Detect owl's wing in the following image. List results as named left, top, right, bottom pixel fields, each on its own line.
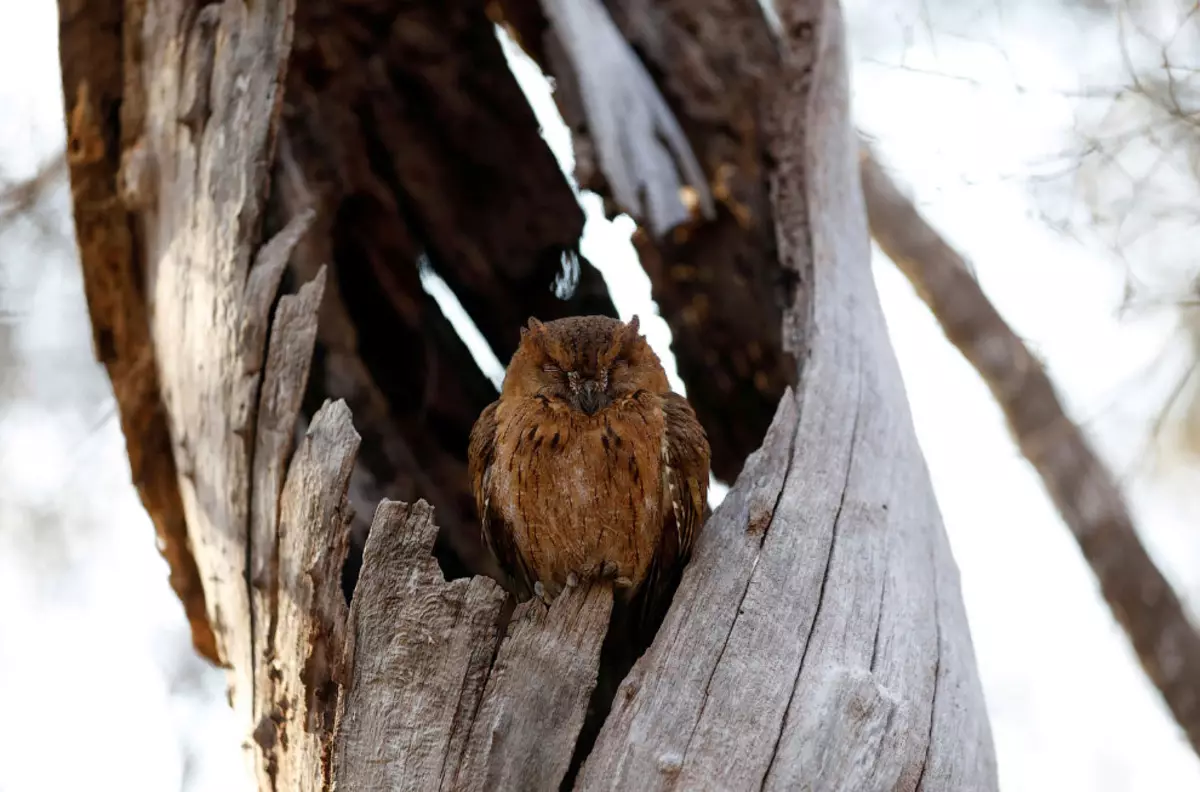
left=468, top=401, right=534, bottom=599
left=639, top=391, right=711, bottom=633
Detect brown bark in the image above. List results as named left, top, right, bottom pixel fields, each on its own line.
left=58, top=0, right=217, bottom=663
left=861, top=143, right=1200, bottom=758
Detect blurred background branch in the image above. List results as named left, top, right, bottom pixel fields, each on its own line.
left=862, top=141, right=1200, bottom=756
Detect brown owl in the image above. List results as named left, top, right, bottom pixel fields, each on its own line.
left=468, top=314, right=710, bottom=631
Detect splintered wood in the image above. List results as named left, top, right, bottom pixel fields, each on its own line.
left=331, top=501, right=508, bottom=788
left=331, top=501, right=609, bottom=791
left=455, top=584, right=613, bottom=791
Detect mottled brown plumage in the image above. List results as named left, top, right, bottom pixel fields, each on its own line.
left=468, top=314, right=710, bottom=629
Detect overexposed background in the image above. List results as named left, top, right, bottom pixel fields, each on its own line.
left=1, top=0, right=1198, bottom=789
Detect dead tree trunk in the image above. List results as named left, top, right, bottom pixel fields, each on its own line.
left=59, top=0, right=997, bottom=788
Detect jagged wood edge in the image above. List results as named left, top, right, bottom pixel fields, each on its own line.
left=330, top=499, right=612, bottom=792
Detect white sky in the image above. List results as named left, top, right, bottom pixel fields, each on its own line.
left=1, top=0, right=1198, bottom=790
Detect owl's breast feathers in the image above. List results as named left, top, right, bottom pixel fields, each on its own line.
left=468, top=389, right=709, bottom=617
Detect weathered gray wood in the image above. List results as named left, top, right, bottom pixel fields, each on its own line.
left=249, top=266, right=328, bottom=789
left=254, top=399, right=359, bottom=791
left=574, top=1, right=998, bottom=789
left=133, top=0, right=298, bottom=737
left=454, top=584, right=613, bottom=792
left=331, top=500, right=508, bottom=790
left=331, top=499, right=611, bottom=792
left=540, top=0, right=714, bottom=236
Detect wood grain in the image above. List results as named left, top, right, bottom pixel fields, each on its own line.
left=262, top=399, right=359, bottom=792
left=455, top=584, right=613, bottom=791
left=331, top=500, right=507, bottom=790
left=249, top=266, right=329, bottom=790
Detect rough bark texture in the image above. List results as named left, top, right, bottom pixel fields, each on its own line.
left=254, top=399, right=359, bottom=792
left=329, top=499, right=611, bottom=791
left=60, top=0, right=997, bottom=788
left=456, top=584, right=613, bottom=791
left=58, top=0, right=217, bottom=663
left=862, top=144, right=1200, bottom=758
left=331, top=500, right=508, bottom=789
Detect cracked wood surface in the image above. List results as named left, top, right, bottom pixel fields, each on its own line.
left=257, top=399, right=359, bottom=792
left=331, top=500, right=509, bottom=789
left=331, top=500, right=612, bottom=792
left=455, top=584, right=613, bottom=791
left=130, top=0, right=298, bottom=755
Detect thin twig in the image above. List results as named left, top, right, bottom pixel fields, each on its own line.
left=860, top=141, right=1200, bottom=760
left=0, top=154, right=67, bottom=226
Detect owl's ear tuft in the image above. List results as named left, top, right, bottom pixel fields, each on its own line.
left=521, top=316, right=545, bottom=341
left=619, top=315, right=642, bottom=348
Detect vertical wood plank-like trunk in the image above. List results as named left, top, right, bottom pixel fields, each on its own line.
left=59, top=0, right=998, bottom=789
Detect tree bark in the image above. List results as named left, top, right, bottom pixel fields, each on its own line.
left=861, top=143, right=1200, bottom=758
left=59, top=0, right=997, bottom=789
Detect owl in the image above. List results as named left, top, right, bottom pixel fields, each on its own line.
left=468, top=315, right=710, bottom=631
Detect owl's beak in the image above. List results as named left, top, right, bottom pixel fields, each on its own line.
left=576, top=380, right=610, bottom=416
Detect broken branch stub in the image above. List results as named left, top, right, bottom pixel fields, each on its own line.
left=331, top=500, right=508, bottom=789
left=331, top=500, right=611, bottom=791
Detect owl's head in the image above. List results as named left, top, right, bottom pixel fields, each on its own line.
left=502, top=314, right=670, bottom=415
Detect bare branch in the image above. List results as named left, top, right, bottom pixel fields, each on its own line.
left=861, top=142, right=1200, bottom=759
left=0, top=153, right=66, bottom=226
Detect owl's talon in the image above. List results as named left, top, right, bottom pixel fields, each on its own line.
left=566, top=572, right=579, bottom=588
left=600, top=560, right=619, bottom=578
left=615, top=576, right=633, bottom=588
left=533, top=581, right=546, bottom=601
